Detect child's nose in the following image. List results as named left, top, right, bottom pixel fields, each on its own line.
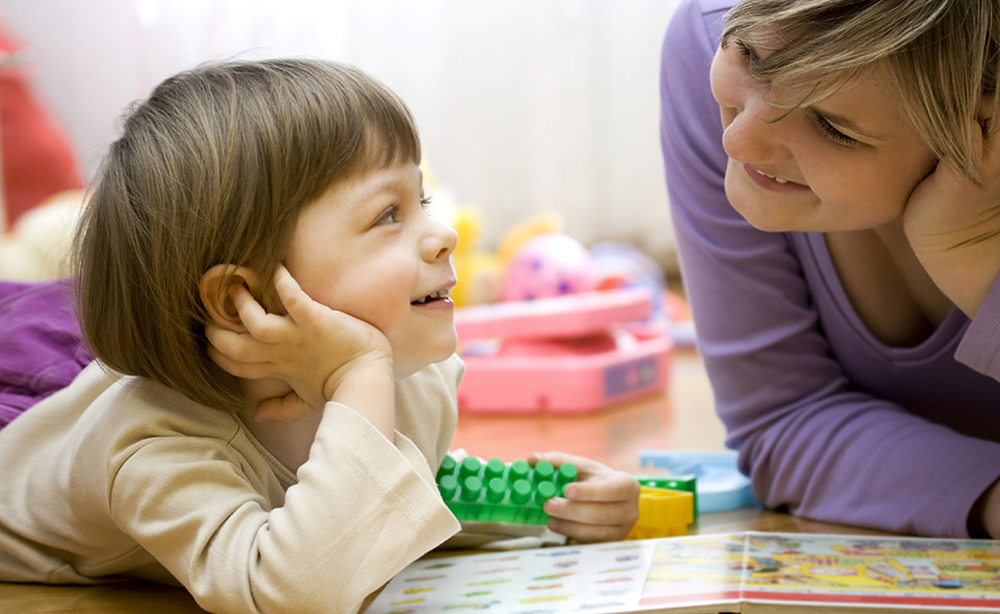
left=422, top=220, right=458, bottom=261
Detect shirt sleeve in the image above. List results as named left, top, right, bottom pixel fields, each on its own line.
left=956, top=271, right=1000, bottom=380
left=660, top=0, right=1000, bottom=538
left=108, top=395, right=460, bottom=614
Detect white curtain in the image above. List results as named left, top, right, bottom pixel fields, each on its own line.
left=0, top=0, right=683, bottom=267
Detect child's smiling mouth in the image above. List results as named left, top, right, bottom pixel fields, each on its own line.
left=411, top=288, right=451, bottom=305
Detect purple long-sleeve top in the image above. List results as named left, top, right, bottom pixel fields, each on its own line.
left=661, top=0, right=1000, bottom=537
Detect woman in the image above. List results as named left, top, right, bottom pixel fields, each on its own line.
left=661, top=0, right=1000, bottom=538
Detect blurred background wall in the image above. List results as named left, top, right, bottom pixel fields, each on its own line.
left=0, top=0, right=683, bottom=269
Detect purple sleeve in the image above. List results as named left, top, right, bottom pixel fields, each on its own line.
left=956, top=272, right=1000, bottom=379
left=660, top=0, right=1000, bottom=537
left=0, top=278, right=92, bottom=427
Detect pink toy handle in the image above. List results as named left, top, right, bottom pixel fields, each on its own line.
left=455, top=287, right=652, bottom=340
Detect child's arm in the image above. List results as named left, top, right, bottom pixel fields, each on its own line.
left=529, top=451, right=640, bottom=543
left=206, top=265, right=396, bottom=436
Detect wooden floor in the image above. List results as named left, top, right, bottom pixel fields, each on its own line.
left=0, top=348, right=893, bottom=613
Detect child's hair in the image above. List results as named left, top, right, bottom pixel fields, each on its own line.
left=73, top=58, right=421, bottom=412
left=722, top=0, right=1000, bottom=182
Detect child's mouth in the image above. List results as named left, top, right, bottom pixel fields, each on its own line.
left=411, top=289, right=450, bottom=305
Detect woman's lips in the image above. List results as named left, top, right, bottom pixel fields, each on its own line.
left=743, top=163, right=809, bottom=192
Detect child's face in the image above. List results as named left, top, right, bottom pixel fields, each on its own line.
left=284, top=161, right=459, bottom=378
left=710, top=37, right=938, bottom=233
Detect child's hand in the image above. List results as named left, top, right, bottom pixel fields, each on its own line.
left=206, top=265, right=393, bottom=423
left=529, top=451, right=640, bottom=543
left=904, top=116, right=1000, bottom=318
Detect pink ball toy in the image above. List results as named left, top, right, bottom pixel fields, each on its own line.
left=501, top=233, right=597, bottom=302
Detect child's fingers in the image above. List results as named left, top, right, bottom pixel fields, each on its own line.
left=545, top=512, right=635, bottom=544
left=545, top=497, right=635, bottom=527
left=230, top=285, right=288, bottom=342
left=562, top=472, right=640, bottom=503
left=271, top=264, right=313, bottom=321
left=206, top=343, right=273, bottom=380
left=544, top=493, right=640, bottom=544
left=528, top=451, right=612, bottom=478
left=204, top=325, right=268, bottom=364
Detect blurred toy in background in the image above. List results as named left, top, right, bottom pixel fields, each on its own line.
left=590, top=242, right=666, bottom=315
left=450, top=207, right=566, bottom=307
left=450, top=206, right=504, bottom=307
left=455, top=286, right=672, bottom=413
left=0, top=189, right=84, bottom=280
left=496, top=210, right=562, bottom=265
left=501, top=232, right=598, bottom=302
left=0, top=22, right=84, bottom=232
left=589, top=241, right=696, bottom=348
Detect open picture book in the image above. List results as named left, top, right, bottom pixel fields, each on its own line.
left=367, top=531, right=1000, bottom=614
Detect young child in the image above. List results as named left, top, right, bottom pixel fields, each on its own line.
left=660, top=0, right=1000, bottom=539
left=0, top=59, right=639, bottom=614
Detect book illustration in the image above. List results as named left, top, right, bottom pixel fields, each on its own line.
left=367, top=532, right=1000, bottom=613
left=369, top=541, right=656, bottom=613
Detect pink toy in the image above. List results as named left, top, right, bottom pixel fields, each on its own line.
left=455, top=288, right=673, bottom=413
left=501, top=233, right=598, bottom=302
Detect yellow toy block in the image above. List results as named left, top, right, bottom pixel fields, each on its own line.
left=627, top=487, right=695, bottom=540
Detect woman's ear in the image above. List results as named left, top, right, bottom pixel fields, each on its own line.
left=199, top=264, right=263, bottom=333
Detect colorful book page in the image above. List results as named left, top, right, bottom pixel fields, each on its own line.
left=638, top=533, right=746, bottom=608
left=368, top=532, right=1000, bottom=614
left=738, top=532, right=1000, bottom=610
left=367, top=541, right=657, bottom=614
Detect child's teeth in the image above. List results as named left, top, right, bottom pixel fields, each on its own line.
left=415, top=289, right=449, bottom=304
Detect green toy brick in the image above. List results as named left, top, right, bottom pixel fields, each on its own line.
left=634, top=474, right=699, bottom=520
left=436, top=454, right=577, bottom=525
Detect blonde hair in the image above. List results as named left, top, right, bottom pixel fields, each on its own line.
left=73, top=59, right=421, bottom=412
left=722, top=0, right=1000, bottom=182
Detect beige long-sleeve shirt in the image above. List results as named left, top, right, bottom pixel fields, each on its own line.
left=0, top=355, right=464, bottom=614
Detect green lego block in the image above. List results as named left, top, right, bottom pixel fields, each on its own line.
left=436, top=454, right=578, bottom=525
left=634, top=474, right=699, bottom=520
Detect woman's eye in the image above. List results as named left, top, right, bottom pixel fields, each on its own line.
left=419, top=195, right=433, bottom=210
left=811, top=112, right=859, bottom=147
left=376, top=205, right=400, bottom=225
left=734, top=40, right=753, bottom=60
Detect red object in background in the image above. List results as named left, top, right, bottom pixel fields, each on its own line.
left=0, top=23, right=83, bottom=229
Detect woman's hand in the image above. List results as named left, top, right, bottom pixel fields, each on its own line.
left=206, top=265, right=394, bottom=425
left=530, top=451, right=640, bottom=543
left=904, top=119, right=1000, bottom=318
left=971, top=478, right=1000, bottom=539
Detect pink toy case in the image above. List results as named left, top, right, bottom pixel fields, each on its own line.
left=455, top=288, right=673, bottom=413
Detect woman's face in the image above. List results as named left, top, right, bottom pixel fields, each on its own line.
left=709, top=37, right=938, bottom=233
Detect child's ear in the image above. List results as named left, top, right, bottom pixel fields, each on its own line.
left=199, top=264, right=263, bottom=333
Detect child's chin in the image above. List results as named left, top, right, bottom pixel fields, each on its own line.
left=394, top=350, right=456, bottom=379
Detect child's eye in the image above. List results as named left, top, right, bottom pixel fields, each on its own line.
left=375, top=205, right=400, bottom=225
left=810, top=112, right=859, bottom=147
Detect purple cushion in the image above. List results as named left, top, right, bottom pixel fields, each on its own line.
left=0, top=278, right=92, bottom=427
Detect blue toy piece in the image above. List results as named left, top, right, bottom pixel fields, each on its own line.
left=638, top=450, right=758, bottom=513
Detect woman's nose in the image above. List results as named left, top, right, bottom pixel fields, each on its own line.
left=720, top=95, right=787, bottom=164
left=710, top=47, right=787, bottom=164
